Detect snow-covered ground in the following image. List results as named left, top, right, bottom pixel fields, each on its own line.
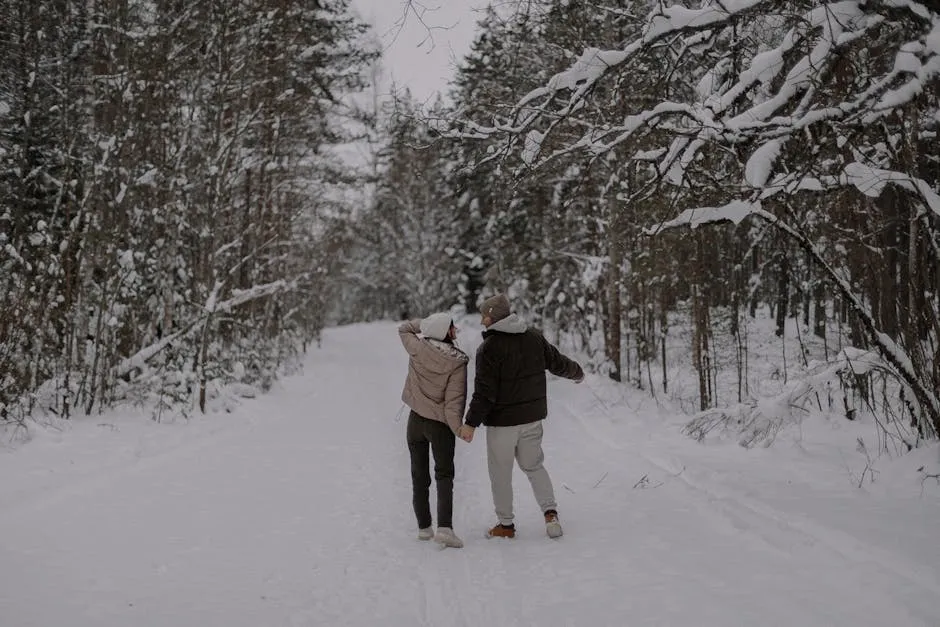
left=1, top=321, right=939, bottom=626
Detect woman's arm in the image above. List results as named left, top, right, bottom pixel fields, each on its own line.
left=397, top=319, right=423, bottom=355
left=443, top=363, right=468, bottom=434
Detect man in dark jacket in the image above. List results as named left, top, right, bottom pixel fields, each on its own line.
left=460, top=293, right=584, bottom=539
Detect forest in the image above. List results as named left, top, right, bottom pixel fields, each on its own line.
left=2, top=0, right=938, bottom=452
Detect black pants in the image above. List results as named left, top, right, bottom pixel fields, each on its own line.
left=406, top=410, right=455, bottom=529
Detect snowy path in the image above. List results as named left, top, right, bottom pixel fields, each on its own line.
left=1, top=322, right=939, bottom=626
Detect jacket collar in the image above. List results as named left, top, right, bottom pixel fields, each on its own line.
left=482, top=313, right=528, bottom=337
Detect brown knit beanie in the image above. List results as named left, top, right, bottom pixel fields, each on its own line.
left=480, top=293, right=511, bottom=323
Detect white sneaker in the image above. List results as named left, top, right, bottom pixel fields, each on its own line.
left=417, top=527, right=434, bottom=541
left=545, top=511, right=563, bottom=539
left=434, top=527, right=464, bottom=548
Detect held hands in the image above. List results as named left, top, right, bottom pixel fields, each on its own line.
left=457, top=425, right=475, bottom=443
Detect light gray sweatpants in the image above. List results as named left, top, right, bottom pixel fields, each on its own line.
left=486, top=421, right=557, bottom=525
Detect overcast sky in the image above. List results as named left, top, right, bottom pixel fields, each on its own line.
left=350, top=0, right=489, bottom=104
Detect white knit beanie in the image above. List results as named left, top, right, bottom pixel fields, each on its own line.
left=420, top=312, right=452, bottom=341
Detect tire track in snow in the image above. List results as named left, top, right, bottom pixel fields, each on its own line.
left=556, top=394, right=940, bottom=619
left=644, top=448, right=940, bottom=600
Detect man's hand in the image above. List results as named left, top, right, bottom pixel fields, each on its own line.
left=458, top=425, right=475, bottom=443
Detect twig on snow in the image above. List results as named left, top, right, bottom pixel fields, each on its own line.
left=633, top=473, right=664, bottom=489
left=918, top=466, right=940, bottom=497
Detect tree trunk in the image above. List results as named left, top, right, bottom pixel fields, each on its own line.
left=731, top=280, right=744, bottom=403
left=878, top=192, right=901, bottom=338
left=693, top=283, right=712, bottom=411
left=660, top=288, right=669, bottom=395
left=693, top=234, right=713, bottom=410
left=606, top=195, right=623, bottom=382
left=775, top=250, right=788, bottom=337
left=813, top=277, right=826, bottom=340
left=749, top=246, right=760, bottom=318
left=776, top=218, right=940, bottom=437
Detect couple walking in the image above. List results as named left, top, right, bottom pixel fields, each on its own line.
left=398, top=293, right=584, bottom=548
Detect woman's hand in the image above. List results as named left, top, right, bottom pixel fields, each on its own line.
left=457, top=425, right=475, bottom=443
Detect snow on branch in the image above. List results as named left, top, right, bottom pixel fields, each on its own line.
left=646, top=193, right=940, bottom=429
left=683, top=347, right=907, bottom=448
left=447, top=0, right=938, bottom=191
left=842, top=163, right=940, bottom=218
left=438, top=0, right=775, bottom=152
left=213, top=279, right=291, bottom=313
left=115, top=320, right=202, bottom=379
left=644, top=199, right=769, bottom=235
left=744, top=140, right=784, bottom=188
left=517, top=0, right=770, bottom=111
left=647, top=0, right=769, bottom=38
left=115, top=279, right=294, bottom=379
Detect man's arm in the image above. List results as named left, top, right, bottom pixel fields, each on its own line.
left=463, top=343, right=498, bottom=428
left=542, top=335, right=584, bottom=381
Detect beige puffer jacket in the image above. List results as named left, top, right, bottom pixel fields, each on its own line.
left=399, top=320, right=469, bottom=434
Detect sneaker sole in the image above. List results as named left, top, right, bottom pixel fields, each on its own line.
left=485, top=530, right=516, bottom=539
left=434, top=535, right=464, bottom=549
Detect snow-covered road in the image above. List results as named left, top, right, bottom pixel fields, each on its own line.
left=1, top=322, right=938, bottom=626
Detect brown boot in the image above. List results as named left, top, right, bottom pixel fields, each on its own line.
left=487, top=523, right=516, bottom=539
left=544, top=510, right=563, bottom=538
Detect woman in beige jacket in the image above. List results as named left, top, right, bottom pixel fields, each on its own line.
left=399, top=312, right=469, bottom=549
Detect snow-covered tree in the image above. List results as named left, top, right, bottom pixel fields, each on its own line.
left=341, top=94, right=465, bottom=320
left=440, top=0, right=940, bottom=439
left=0, top=0, right=377, bottom=422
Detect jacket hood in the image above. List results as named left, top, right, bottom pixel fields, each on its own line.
left=486, top=313, right=527, bottom=335
left=420, top=338, right=469, bottom=375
